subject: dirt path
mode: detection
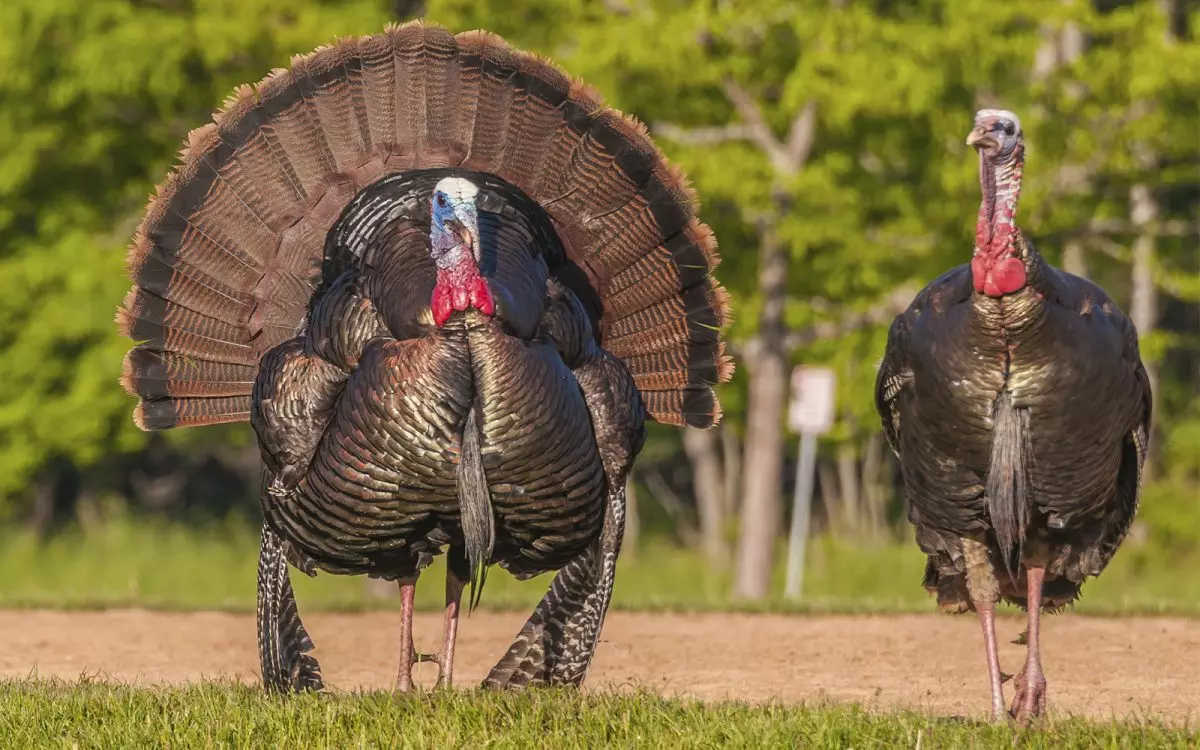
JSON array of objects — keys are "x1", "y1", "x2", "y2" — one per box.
[{"x1": 1, "y1": 610, "x2": 1195, "y2": 722}]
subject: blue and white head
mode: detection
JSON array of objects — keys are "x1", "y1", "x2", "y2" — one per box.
[
  {"x1": 430, "y1": 176, "x2": 481, "y2": 270},
  {"x1": 428, "y1": 176, "x2": 494, "y2": 326},
  {"x1": 966, "y1": 109, "x2": 1023, "y2": 162}
]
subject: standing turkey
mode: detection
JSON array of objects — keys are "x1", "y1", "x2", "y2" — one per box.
[
  {"x1": 875, "y1": 109, "x2": 1151, "y2": 723},
  {"x1": 117, "y1": 22, "x2": 732, "y2": 693}
]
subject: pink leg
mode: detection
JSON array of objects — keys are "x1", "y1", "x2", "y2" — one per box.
[
  {"x1": 433, "y1": 571, "x2": 465, "y2": 689},
  {"x1": 395, "y1": 577, "x2": 418, "y2": 693},
  {"x1": 1010, "y1": 566, "x2": 1048, "y2": 723},
  {"x1": 976, "y1": 600, "x2": 1006, "y2": 721}
]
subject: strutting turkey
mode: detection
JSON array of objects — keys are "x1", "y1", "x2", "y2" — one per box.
[
  {"x1": 116, "y1": 22, "x2": 733, "y2": 693},
  {"x1": 875, "y1": 109, "x2": 1151, "y2": 723}
]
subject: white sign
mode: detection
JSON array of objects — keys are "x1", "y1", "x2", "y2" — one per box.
[{"x1": 787, "y1": 366, "x2": 837, "y2": 435}]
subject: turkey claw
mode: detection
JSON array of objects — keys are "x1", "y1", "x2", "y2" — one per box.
[{"x1": 1008, "y1": 668, "x2": 1047, "y2": 725}]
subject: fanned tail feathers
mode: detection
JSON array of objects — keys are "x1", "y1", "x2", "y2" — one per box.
[{"x1": 117, "y1": 21, "x2": 733, "y2": 431}]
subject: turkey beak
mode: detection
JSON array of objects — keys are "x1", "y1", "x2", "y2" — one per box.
[
  {"x1": 457, "y1": 220, "x2": 474, "y2": 250},
  {"x1": 453, "y1": 205, "x2": 483, "y2": 265},
  {"x1": 966, "y1": 125, "x2": 993, "y2": 150},
  {"x1": 442, "y1": 219, "x2": 474, "y2": 253}
]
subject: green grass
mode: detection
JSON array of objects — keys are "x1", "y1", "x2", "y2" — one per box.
[
  {"x1": 2, "y1": 517, "x2": 1200, "y2": 615},
  {"x1": 0, "y1": 679, "x2": 1192, "y2": 749}
]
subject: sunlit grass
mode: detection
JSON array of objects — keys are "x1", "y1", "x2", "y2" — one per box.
[
  {"x1": 0, "y1": 679, "x2": 1193, "y2": 749},
  {"x1": 0, "y1": 517, "x2": 1198, "y2": 616}
]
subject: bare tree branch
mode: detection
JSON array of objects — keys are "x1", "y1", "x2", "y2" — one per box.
[
  {"x1": 735, "y1": 284, "x2": 918, "y2": 360},
  {"x1": 1054, "y1": 218, "x2": 1200, "y2": 238},
  {"x1": 1082, "y1": 235, "x2": 1190, "y2": 298},
  {"x1": 651, "y1": 122, "x2": 757, "y2": 146},
  {"x1": 655, "y1": 79, "x2": 816, "y2": 186},
  {"x1": 720, "y1": 78, "x2": 793, "y2": 174},
  {"x1": 784, "y1": 100, "x2": 819, "y2": 170},
  {"x1": 644, "y1": 469, "x2": 700, "y2": 547},
  {"x1": 783, "y1": 285, "x2": 918, "y2": 350}
]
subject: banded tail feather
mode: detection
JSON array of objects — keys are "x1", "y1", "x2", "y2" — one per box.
[
  {"x1": 257, "y1": 525, "x2": 323, "y2": 693},
  {"x1": 117, "y1": 20, "x2": 732, "y2": 432}
]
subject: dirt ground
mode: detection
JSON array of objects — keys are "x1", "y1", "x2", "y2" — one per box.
[{"x1": 2, "y1": 610, "x2": 1196, "y2": 722}]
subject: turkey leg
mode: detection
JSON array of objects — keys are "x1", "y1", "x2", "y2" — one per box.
[
  {"x1": 976, "y1": 601, "x2": 1006, "y2": 721},
  {"x1": 962, "y1": 537, "x2": 1005, "y2": 721},
  {"x1": 395, "y1": 576, "x2": 419, "y2": 693},
  {"x1": 417, "y1": 569, "x2": 465, "y2": 689},
  {"x1": 1010, "y1": 566, "x2": 1047, "y2": 723}
]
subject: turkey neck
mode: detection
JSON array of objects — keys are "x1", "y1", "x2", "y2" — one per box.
[
  {"x1": 968, "y1": 147, "x2": 1056, "y2": 393},
  {"x1": 972, "y1": 144, "x2": 1035, "y2": 298}
]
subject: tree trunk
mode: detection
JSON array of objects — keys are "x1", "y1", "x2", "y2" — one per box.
[
  {"x1": 817, "y1": 459, "x2": 840, "y2": 534},
  {"x1": 392, "y1": 0, "x2": 425, "y2": 19},
  {"x1": 724, "y1": 90, "x2": 816, "y2": 600},
  {"x1": 861, "y1": 433, "x2": 885, "y2": 540},
  {"x1": 683, "y1": 426, "x2": 729, "y2": 570},
  {"x1": 1130, "y1": 180, "x2": 1160, "y2": 471},
  {"x1": 732, "y1": 230, "x2": 789, "y2": 600},
  {"x1": 720, "y1": 425, "x2": 742, "y2": 520},
  {"x1": 836, "y1": 443, "x2": 860, "y2": 537},
  {"x1": 646, "y1": 469, "x2": 699, "y2": 547},
  {"x1": 1062, "y1": 238, "x2": 1089, "y2": 278},
  {"x1": 623, "y1": 473, "x2": 640, "y2": 559},
  {"x1": 30, "y1": 475, "x2": 55, "y2": 541}
]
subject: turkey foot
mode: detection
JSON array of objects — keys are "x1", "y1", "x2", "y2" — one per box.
[
  {"x1": 1009, "y1": 663, "x2": 1047, "y2": 724},
  {"x1": 1009, "y1": 566, "x2": 1047, "y2": 724}
]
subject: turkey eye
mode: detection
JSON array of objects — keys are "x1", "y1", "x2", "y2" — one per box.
[
  {"x1": 435, "y1": 193, "x2": 447, "y2": 208},
  {"x1": 1003, "y1": 122, "x2": 1015, "y2": 136}
]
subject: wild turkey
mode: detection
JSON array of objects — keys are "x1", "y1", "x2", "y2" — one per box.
[
  {"x1": 116, "y1": 22, "x2": 732, "y2": 693},
  {"x1": 875, "y1": 109, "x2": 1151, "y2": 723}
]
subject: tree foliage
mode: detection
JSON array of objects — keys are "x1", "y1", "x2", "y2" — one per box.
[
  {"x1": 0, "y1": 0, "x2": 1196, "y2": 532},
  {"x1": 0, "y1": 0, "x2": 392, "y2": 508}
]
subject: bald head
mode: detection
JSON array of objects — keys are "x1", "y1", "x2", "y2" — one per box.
[{"x1": 967, "y1": 109, "x2": 1023, "y2": 161}]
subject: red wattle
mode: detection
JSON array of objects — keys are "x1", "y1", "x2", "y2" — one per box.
[
  {"x1": 430, "y1": 263, "x2": 495, "y2": 326},
  {"x1": 971, "y1": 255, "x2": 989, "y2": 293},
  {"x1": 972, "y1": 255, "x2": 1027, "y2": 298},
  {"x1": 469, "y1": 276, "x2": 495, "y2": 316},
  {"x1": 989, "y1": 256, "x2": 1026, "y2": 295},
  {"x1": 452, "y1": 284, "x2": 469, "y2": 312},
  {"x1": 431, "y1": 283, "x2": 454, "y2": 326}
]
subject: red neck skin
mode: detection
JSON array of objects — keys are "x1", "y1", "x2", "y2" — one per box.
[
  {"x1": 431, "y1": 257, "x2": 495, "y2": 327},
  {"x1": 971, "y1": 145, "x2": 1027, "y2": 298}
]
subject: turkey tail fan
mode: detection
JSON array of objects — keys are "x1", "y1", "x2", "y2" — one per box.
[{"x1": 117, "y1": 21, "x2": 732, "y2": 431}]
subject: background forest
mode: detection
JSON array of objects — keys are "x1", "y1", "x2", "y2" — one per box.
[{"x1": 0, "y1": 0, "x2": 1196, "y2": 609}]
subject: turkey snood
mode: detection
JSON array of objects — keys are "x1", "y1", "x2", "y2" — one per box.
[{"x1": 968, "y1": 109, "x2": 1027, "y2": 298}]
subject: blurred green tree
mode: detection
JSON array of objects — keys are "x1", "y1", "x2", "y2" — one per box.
[
  {"x1": 425, "y1": 0, "x2": 1199, "y2": 596},
  {"x1": 0, "y1": 0, "x2": 393, "y2": 518},
  {"x1": 0, "y1": 0, "x2": 1195, "y2": 589}
]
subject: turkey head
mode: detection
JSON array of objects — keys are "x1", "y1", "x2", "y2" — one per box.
[
  {"x1": 429, "y1": 176, "x2": 496, "y2": 326},
  {"x1": 967, "y1": 108, "x2": 1027, "y2": 298}
]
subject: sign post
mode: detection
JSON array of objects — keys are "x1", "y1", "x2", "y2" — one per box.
[{"x1": 784, "y1": 365, "x2": 837, "y2": 600}]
